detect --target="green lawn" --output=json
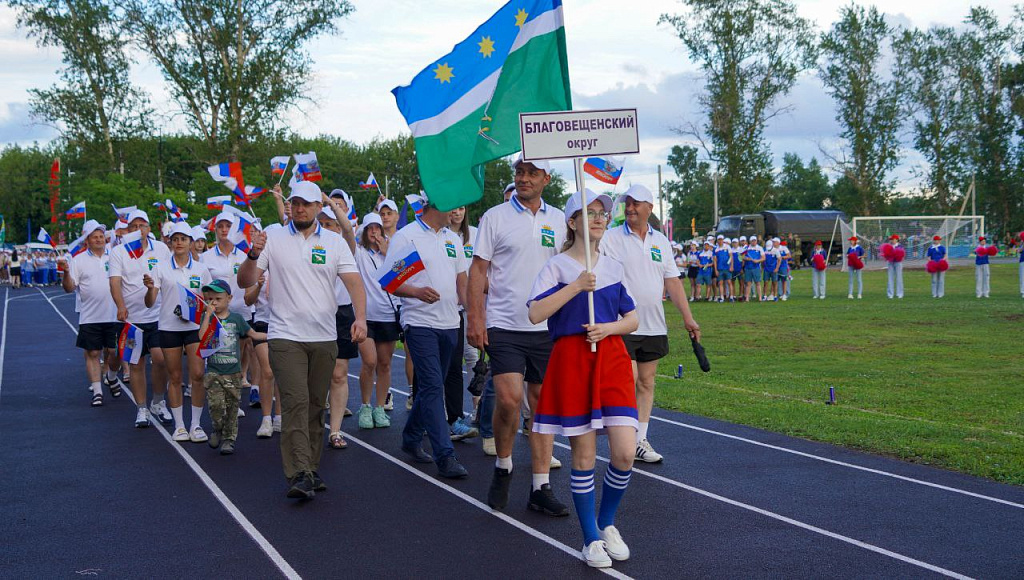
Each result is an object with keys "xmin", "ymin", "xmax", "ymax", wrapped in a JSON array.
[{"xmin": 657, "ymin": 263, "xmax": 1024, "ymax": 486}]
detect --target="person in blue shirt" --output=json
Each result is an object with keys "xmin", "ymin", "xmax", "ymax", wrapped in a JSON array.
[
  {"xmin": 846, "ymin": 236, "xmax": 865, "ymax": 299},
  {"xmin": 975, "ymin": 235, "xmax": 991, "ymax": 298},
  {"xmin": 697, "ymin": 240, "xmax": 714, "ymax": 301},
  {"xmin": 743, "ymin": 237, "xmax": 765, "ymax": 301},
  {"xmin": 763, "ymin": 239, "xmax": 780, "ymax": 301},
  {"xmin": 713, "ymin": 237, "xmax": 732, "ymax": 303},
  {"xmin": 927, "ymin": 235, "xmax": 947, "ymax": 298}
]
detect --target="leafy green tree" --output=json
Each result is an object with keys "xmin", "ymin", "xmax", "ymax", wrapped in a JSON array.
[
  {"xmin": 663, "ymin": 145, "xmax": 714, "ymax": 239},
  {"xmin": 773, "ymin": 153, "xmax": 831, "ymax": 210}
]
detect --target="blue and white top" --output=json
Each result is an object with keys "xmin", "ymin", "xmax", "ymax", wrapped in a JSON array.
[
  {"xmin": 848, "ymin": 245, "xmax": 864, "ymax": 258},
  {"xmin": 975, "ymin": 245, "xmax": 990, "ymax": 266},
  {"xmin": 698, "ymin": 249, "xmax": 714, "ymax": 273},
  {"xmin": 778, "ymin": 246, "xmax": 791, "ymax": 273},
  {"xmin": 528, "ymin": 253, "xmax": 635, "ymax": 343},
  {"xmin": 714, "ymin": 246, "xmax": 732, "ymax": 272},
  {"xmin": 927, "ymin": 245, "xmax": 946, "ymax": 261},
  {"xmin": 744, "ymin": 246, "xmax": 763, "ymax": 270}
]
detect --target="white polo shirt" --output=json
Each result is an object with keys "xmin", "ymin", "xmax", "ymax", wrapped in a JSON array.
[
  {"xmin": 474, "ymin": 195, "xmax": 565, "ymax": 332},
  {"xmin": 256, "ymin": 222, "xmax": 359, "ymax": 342},
  {"xmin": 381, "ymin": 217, "xmax": 467, "ymax": 330},
  {"xmin": 355, "ymin": 245, "xmax": 399, "ymax": 323},
  {"xmin": 70, "ymin": 248, "xmax": 117, "ymax": 325},
  {"xmin": 600, "ymin": 223, "xmax": 680, "ymax": 336},
  {"xmin": 151, "ymin": 254, "xmax": 212, "ymax": 332},
  {"xmin": 108, "ymin": 238, "xmax": 171, "ymax": 324},
  {"xmin": 200, "ymin": 243, "xmax": 253, "ymax": 316}
]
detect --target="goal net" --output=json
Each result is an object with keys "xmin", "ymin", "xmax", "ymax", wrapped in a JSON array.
[{"xmin": 840, "ymin": 216, "xmax": 985, "ymax": 271}]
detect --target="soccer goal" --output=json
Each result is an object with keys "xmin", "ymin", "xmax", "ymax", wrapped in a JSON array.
[{"xmin": 840, "ymin": 215, "xmax": 986, "ymax": 270}]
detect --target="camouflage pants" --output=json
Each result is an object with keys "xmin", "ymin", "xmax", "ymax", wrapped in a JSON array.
[{"xmin": 206, "ymin": 372, "xmax": 242, "ymax": 441}]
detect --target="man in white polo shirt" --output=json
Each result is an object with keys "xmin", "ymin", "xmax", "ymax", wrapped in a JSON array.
[
  {"xmin": 378, "ymin": 196, "xmax": 470, "ymax": 479},
  {"xmin": 239, "ymin": 181, "xmax": 367, "ymax": 500},
  {"xmin": 468, "ymin": 154, "xmax": 569, "ymax": 516},
  {"xmin": 109, "ymin": 209, "xmax": 172, "ymax": 428},
  {"xmin": 600, "ymin": 185, "xmax": 701, "ymax": 463},
  {"xmin": 63, "ymin": 219, "xmax": 123, "ymax": 406}
]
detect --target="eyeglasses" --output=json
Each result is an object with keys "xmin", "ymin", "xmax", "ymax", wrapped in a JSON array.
[{"xmin": 578, "ymin": 211, "xmax": 610, "ymax": 222}]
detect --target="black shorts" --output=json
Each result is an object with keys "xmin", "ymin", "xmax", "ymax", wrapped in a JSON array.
[
  {"xmin": 687, "ymin": 267, "xmax": 698, "ymax": 279},
  {"xmin": 485, "ymin": 328, "xmax": 553, "ymax": 384},
  {"xmin": 251, "ymin": 320, "xmax": 269, "ymax": 346},
  {"xmin": 159, "ymin": 329, "xmax": 200, "ymax": 349},
  {"xmin": 76, "ymin": 322, "xmax": 120, "ymax": 351},
  {"xmin": 133, "ymin": 322, "xmax": 162, "ymax": 357},
  {"xmin": 335, "ymin": 305, "xmax": 359, "ymax": 360},
  {"xmin": 367, "ymin": 320, "xmax": 402, "ymax": 343},
  {"xmin": 622, "ymin": 334, "xmax": 670, "ymax": 363}
]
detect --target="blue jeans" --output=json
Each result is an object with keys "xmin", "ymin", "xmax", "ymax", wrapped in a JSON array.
[
  {"xmin": 479, "ymin": 375, "xmax": 495, "ymax": 439},
  {"xmin": 403, "ymin": 326, "xmax": 457, "ymax": 464}
]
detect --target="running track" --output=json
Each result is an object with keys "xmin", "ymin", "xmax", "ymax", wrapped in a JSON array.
[{"xmin": 2, "ymin": 286, "xmax": 1023, "ymax": 579}]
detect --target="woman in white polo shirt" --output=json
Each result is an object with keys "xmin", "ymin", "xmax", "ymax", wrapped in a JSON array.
[{"xmin": 143, "ymin": 222, "xmax": 212, "ymax": 442}]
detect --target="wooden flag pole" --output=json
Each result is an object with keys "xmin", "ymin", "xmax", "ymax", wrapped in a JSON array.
[
  {"xmin": 276, "ymin": 158, "xmax": 291, "ymax": 187},
  {"xmin": 574, "ymin": 158, "xmax": 597, "ymax": 353}
]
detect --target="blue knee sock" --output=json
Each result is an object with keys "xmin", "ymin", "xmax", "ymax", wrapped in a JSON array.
[
  {"xmin": 571, "ymin": 468, "xmax": 600, "ymax": 545},
  {"xmin": 598, "ymin": 465, "xmax": 632, "ymax": 529}
]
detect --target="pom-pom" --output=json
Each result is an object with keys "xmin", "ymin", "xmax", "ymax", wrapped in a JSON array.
[
  {"xmin": 926, "ymin": 260, "xmax": 939, "ymax": 274},
  {"xmin": 1019, "ymin": 231, "xmax": 1024, "ymax": 242},
  {"xmin": 892, "ymin": 247, "xmax": 906, "ymax": 262},
  {"xmin": 938, "ymin": 259, "xmax": 949, "ymax": 272},
  {"xmin": 975, "ymin": 246, "xmax": 986, "ymax": 257},
  {"xmin": 812, "ymin": 254, "xmax": 827, "ymax": 271},
  {"xmin": 880, "ymin": 243, "xmax": 894, "ymax": 260},
  {"xmin": 986, "ymin": 245, "xmax": 998, "ymax": 256},
  {"xmin": 848, "ymin": 255, "xmax": 864, "ymax": 270}
]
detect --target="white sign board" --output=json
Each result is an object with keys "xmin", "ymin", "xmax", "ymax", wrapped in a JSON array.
[{"xmin": 519, "ymin": 108, "xmax": 639, "ymax": 161}]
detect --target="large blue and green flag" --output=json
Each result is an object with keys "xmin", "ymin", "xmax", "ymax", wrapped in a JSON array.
[{"xmin": 392, "ymin": 0, "xmax": 571, "ymax": 211}]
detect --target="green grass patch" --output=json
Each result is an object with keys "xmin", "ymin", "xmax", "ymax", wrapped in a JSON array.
[{"xmin": 658, "ymin": 263, "xmax": 1024, "ymax": 485}]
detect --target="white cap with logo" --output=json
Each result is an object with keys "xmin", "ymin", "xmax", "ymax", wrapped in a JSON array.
[
  {"xmin": 513, "ymin": 153, "xmax": 551, "ymax": 175},
  {"xmin": 167, "ymin": 222, "xmax": 194, "ymax": 239},
  {"xmin": 563, "ymin": 188, "xmax": 613, "ymax": 223},
  {"xmin": 81, "ymin": 219, "xmax": 106, "ymax": 239},
  {"xmin": 288, "ymin": 181, "xmax": 323, "ymax": 203},
  {"xmin": 619, "ymin": 184, "xmax": 654, "ymax": 205}
]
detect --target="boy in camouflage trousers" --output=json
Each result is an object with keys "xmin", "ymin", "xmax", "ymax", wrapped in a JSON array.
[{"xmin": 200, "ymin": 280, "xmax": 267, "ymax": 454}]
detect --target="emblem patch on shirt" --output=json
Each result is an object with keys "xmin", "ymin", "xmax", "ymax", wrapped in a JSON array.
[
  {"xmin": 650, "ymin": 245, "xmax": 663, "ymax": 262},
  {"xmin": 147, "ymin": 257, "xmax": 158, "ymax": 271},
  {"xmin": 233, "ymin": 263, "xmax": 240, "ymax": 274},
  {"xmin": 445, "ymin": 241, "xmax": 457, "ymax": 258},
  {"xmin": 464, "ymin": 244, "xmax": 474, "ymax": 258},
  {"xmin": 540, "ymin": 225, "xmax": 555, "ymax": 248},
  {"xmin": 311, "ymin": 245, "xmax": 327, "ymax": 265},
  {"xmin": 189, "ymin": 275, "xmax": 201, "ymax": 289}
]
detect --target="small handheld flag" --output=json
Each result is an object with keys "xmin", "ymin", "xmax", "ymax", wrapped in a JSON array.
[
  {"xmin": 294, "ymin": 152, "xmax": 322, "ymax": 182},
  {"xmin": 118, "ymin": 322, "xmax": 144, "ymax": 365},
  {"xmin": 121, "ymin": 230, "xmax": 145, "ymax": 259},
  {"xmin": 378, "ymin": 248, "xmax": 426, "ymax": 293},
  {"xmin": 175, "ymin": 284, "xmax": 207, "ymax": 324},
  {"xmin": 112, "ymin": 204, "xmax": 136, "ymax": 221},
  {"xmin": 66, "ymin": 201, "xmax": 86, "ymax": 219},
  {"xmin": 197, "ymin": 314, "xmax": 224, "ymax": 359},
  {"xmin": 164, "ymin": 199, "xmax": 185, "ymax": 222},
  {"xmin": 359, "ymin": 172, "xmax": 379, "ymax": 190},
  {"xmin": 36, "ymin": 227, "xmax": 56, "ymax": 249},
  {"xmin": 270, "ymin": 156, "xmax": 290, "ymax": 175},
  {"xmin": 406, "ymin": 194, "xmax": 426, "ymax": 218},
  {"xmin": 68, "ymin": 234, "xmax": 88, "ymax": 257},
  {"xmin": 207, "ymin": 195, "xmax": 232, "ymax": 210},
  {"xmin": 583, "ymin": 156, "xmax": 625, "ymax": 185}
]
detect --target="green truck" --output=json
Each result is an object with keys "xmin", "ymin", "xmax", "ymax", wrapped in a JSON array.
[{"xmin": 714, "ymin": 210, "xmax": 848, "ymax": 264}]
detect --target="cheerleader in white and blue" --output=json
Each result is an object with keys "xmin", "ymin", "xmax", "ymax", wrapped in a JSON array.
[
  {"xmin": 528, "ymin": 189, "xmax": 639, "ymax": 569},
  {"xmin": 884, "ymin": 234, "xmax": 905, "ymax": 299},
  {"xmin": 811, "ymin": 240, "xmax": 828, "ymax": 299},
  {"xmin": 926, "ymin": 235, "xmax": 948, "ymax": 298},
  {"xmin": 975, "ymin": 235, "xmax": 992, "ymax": 298},
  {"xmin": 846, "ymin": 236, "xmax": 864, "ymax": 299}
]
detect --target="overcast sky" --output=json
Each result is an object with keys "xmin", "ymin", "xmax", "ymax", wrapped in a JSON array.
[{"xmin": 0, "ymin": 0, "xmax": 1018, "ymax": 202}]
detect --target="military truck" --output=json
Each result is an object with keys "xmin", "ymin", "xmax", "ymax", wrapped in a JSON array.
[{"xmin": 714, "ymin": 210, "xmax": 848, "ymax": 264}]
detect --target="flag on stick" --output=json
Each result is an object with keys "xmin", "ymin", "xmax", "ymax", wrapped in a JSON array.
[
  {"xmin": 197, "ymin": 315, "xmax": 224, "ymax": 359},
  {"xmin": 378, "ymin": 247, "xmax": 426, "ymax": 293},
  {"xmin": 207, "ymin": 195, "xmax": 232, "ymax": 210},
  {"xmin": 270, "ymin": 156, "xmax": 290, "ymax": 175},
  {"xmin": 583, "ymin": 156, "xmax": 624, "ymax": 185},
  {"xmin": 118, "ymin": 322, "xmax": 144, "ymax": 365},
  {"xmin": 359, "ymin": 173, "xmax": 379, "ymax": 190},
  {"xmin": 121, "ymin": 230, "xmax": 145, "ymax": 259},
  {"xmin": 36, "ymin": 227, "xmax": 56, "ymax": 249},
  {"xmin": 176, "ymin": 284, "xmax": 207, "ymax": 324},
  {"xmin": 66, "ymin": 201, "xmax": 86, "ymax": 219},
  {"xmin": 294, "ymin": 152, "xmax": 322, "ymax": 182},
  {"xmin": 112, "ymin": 204, "xmax": 136, "ymax": 221}
]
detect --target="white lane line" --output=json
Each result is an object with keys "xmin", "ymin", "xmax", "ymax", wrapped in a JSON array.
[
  {"xmin": 36, "ymin": 287, "xmax": 78, "ymax": 333},
  {"xmin": 384, "ymin": 386, "xmax": 973, "ymax": 580},
  {"xmin": 393, "ymin": 344, "xmax": 1024, "ymax": 510},
  {"xmin": 342, "ymin": 432, "xmax": 632, "ymax": 580},
  {"xmin": 0, "ymin": 288, "xmax": 9, "ymax": 402},
  {"xmin": 39, "ymin": 293, "xmax": 303, "ymax": 580}
]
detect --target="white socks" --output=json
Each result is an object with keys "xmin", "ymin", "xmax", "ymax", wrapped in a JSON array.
[
  {"xmin": 90, "ymin": 381, "xmax": 102, "ymax": 396},
  {"xmin": 496, "ymin": 455, "xmax": 513, "ymax": 472},
  {"xmin": 638, "ymin": 421, "xmax": 650, "ymax": 442},
  {"xmin": 170, "ymin": 405, "xmax": 185, "ymax": 430},
  {"xmin": 532, "ymin": 473, "xmax": 549, "ymax": 491},
  {"xmin": 190, "ymin": 405, "xmax": 204, "ymax": 430},
  {"xmin": 105, "ymin": 369, "xmax": 117, "ymax": 382}
]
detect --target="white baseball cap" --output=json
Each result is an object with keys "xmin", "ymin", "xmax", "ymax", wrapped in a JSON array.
[
  {"xmin": 749, "ymin": 234, "xmax": 758, "ymax": 240},
  {"xmin": 620, "ymin": 184, "xmax": 654, "ymax": 205},
  {"xmin": 115, "ymin": 219, "xmax": 128, "ymax": 231},
  {"xmin": 716, "ymin": 234, "xmax": 725, "ymax": 240},
  {"xmin": 191, "ymin": 226, "xmax": 208, "ymax": 240},
  {"xmin": 81, "ymin": 219, "xmax": 106, "ymax": 239},
  {"xmin": 126, "ymin": 209, "xmax": 149, "ymax": 224},
  {"xmin": 215, "ymin": 211, "xmax": 235, "ymax": 225},
  {"xmin": 288, "ymin": 181, "xmax": 323, "ymax": 203},
  {"xmin": 563, "ymin": 188, "xmax": 613, "ymax": 223},
  {"xmin": 161, "ymin": 222, "xmax": 175, "ymax": 237},
  {"xmin": 502, "ymin": 183, "xmax": 516, "ymax": 195},
  {"xmin": 167, "ymin": 222, "xmax": 194, "ymax": 240},
  {"xmin": 320, "ymin": 206, "xmax": 337, "ymax": 220},
  {"xmin": 513, "ymin": 153, "xmax": 551, "ymax": 175},
  {"xmin": 773, "ymin": 237, "xmax": 781, "ymax": 243},
  {"xmin": 739, "ymin": 235, "xmax": 747, "ymax": 242},
  {"xmin": 731, "ymin": 238, "xmax": 739, "ymax": 244},
  {"xmin": 376, "ymin": 199, "xmax": 398, "ymax": 213},
  {"xmin": 361, "ymin": 212, "xmax": 383, "ymax": 228}
]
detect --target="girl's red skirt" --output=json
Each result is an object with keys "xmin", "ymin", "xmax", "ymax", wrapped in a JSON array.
[{"xmin": 532, "ymin": 333, "xmax": 638, "ymax": 437}]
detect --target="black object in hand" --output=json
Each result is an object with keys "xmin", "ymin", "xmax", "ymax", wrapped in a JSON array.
[{"xmin": 691, "ymin": 336, "xmax": 711, "ymax": 373}]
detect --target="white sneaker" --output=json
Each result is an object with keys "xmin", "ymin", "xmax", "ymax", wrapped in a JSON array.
[
  {"xmin": 149, "ymin": 400, "xmax": 172, "ymax": 424},
  {"xmin": 582, "ymin": 541, "xmax": 612, "ymax": 568},
  {"xmin": 635, "ymin": 438, "xmax": 664, "ymax": 463},
  {"xmin": 482, "ymin": 437, "xmax": 496, "ymax": 456},
  {"xmin": 190, "ymin": 426, "xmax": 209, "ymax": 443},
  {"xmin": 857, "ymin": 294, "xmax": 862, "ymax": 299},
  {"xmin": 549, "ymin": 455, "xmax": 562, "ymax": 469},
  {"xmin": 599, "ymin": 525, "xmax": 630, "ymax": 561},
  {"xmin": 172, "ymin": 427, "xmax": 190, "ymax": 442},
  {"xmin": 848, "ymin": 294, "xmax": 854, "ymax": 299},
  {"xmin": 237, "ymin": 407, "xmax": 245, "ymax": 417},
  {"xmin": 134, "ymin": 407, "xmax": 151, "ymax": 428},
  {"xmin": 273, "ymin": 416, "xmax": 282, "ymax": 432},
  {"xmin": 780, "ymin": 295, "xmax": 788, "ymax": 301},
  {"xmin": 256, "ymin": 418, "xmax": 273, "ymax": 438},
  {"xmin": 383, "ymin": 391, "xmax": 394, "ymax": 411},
  {"xmin": 183, "ymin": 384, "xmax": 191, "ymax": 398}
]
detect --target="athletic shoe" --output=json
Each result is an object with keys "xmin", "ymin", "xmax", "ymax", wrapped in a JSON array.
[
  {"xmin": 482, "ymin": 437, "xmax": 496, "ymax": 456},
  {"xmin": 372, "ymin": 405, "xmax": 391, "ymax": 428},
  {"xmin": 437, "ymin": 456, "xmax": 469, "ymax": 479},
  {"xmin": 237, "ymin": 407, "xmax": 245, "ymax": 417},
  {"xmin": 857, "ymin": 294, "xmax": 862, "ymax": 299},
  {"xmin": 848, "ymin": 294, "xmax": 854, "ymax": 299},
  {"xmin": 134, "ymin": 407, "xmax": 151, "ymax": 428},
  {"xmin": 781, "ymin": 295, "xmax": 788, "ymax": 301},
  {"xmin": 343, "ymin": 407, "xmax": 353, "ymax": 417},
  {"xmin": 311, "ymin": 472, "xmax": 327, "ymax": 492},
  {"xmin": 248, "ymin": 387, "xmax": 261, "ymax": 408},
  {"xmin": 358, "ymin": 404, "xmax": 374, "ymax": 429},
  {"xmin": 219, "ymin": 440, "xmax": 235, "ymax": 455},
  {"xmin": 582, "ymin": 541, "xmax": 612, "ymax": 568},
  {"xmin": 550, "ymin": 456, "xmax": 562, "ymax": 469},
  {"xmin": 172, "ymin": 427, "xmax": 190, "ymax": 442},
  {"xmin": 383, "ymin": 391, "xmax": 394, "ymax": 411},
  {"xmin": 401, "ymin": 444, "xmax": 433, "ymax": 464},
  {"xmin": 635, "ymin": 439, "xmax": 664, "ymax": 463},
  {"xmin": 287, "ymin": 472, "xmax": 315, "ymax": 500},
  {"xmin": 405, "ymin": 395, "xmax": 413, "ymax": 410},
  {"xmin": 487, "ymin": 467, "xmax": 513, "ymax": 510},
  {"xmin": 450, "ymin": 417, "xmax": 478, "ymax": 441},
  {"xmin": 527, "ymin": 484, "xmax": 569, "ymax": 516},
  {"xmin": 209, "ymin": 429, "xmax": 221, "ymax": 449},
  {"xmin": 273, "ymin": 416, "xmax": 282, "ymax": 432},
  {"xmin": 149, "ymin": 400, "xmax": 172, "ymax": 424},
  {"xmin": 189, "ymin": 426, "xmax": 209, "ymax": 443},
  {"xmin": 183, "ymin": 384, "xmax": 191, "ymax": 398},
  {"xmin": 599, "ymin": 526, "xmax": 630, "ymax": 561},
  {"xmin": 256, "ymin": 418, "xmax": 274, "ymax": 439}
]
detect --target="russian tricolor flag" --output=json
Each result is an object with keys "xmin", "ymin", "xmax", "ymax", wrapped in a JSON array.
[
  {"xmin": 270, "ymin": 156, "xmax": 289, "ymax": 175},
  {"xmin": 378, "ymin": 248, "xmax": 425, "ymax": 293},
  {"xmin": 164, "ymin": 199, "xmax": 185, "ymax": 222},
  {"xmin": 66, "ymin": 201, "xmax": 86, "ymax": 219},
  {"xmin": 208, "ymin": 162, "xmax": 244, "ymax": 185},
  {"xmin": 111, "ymin": 204, "xmax": 136, "ymax": 221},
  {"xmin": 207, "ymin": 195, "xmax": 232, "ymax": 210},
  {"xmin": 176, "ymin": 284, "xmax": 207, "ymax": 324},
  {"xmin": 228, "ymin": 213, "xmax": 255, "ymax": 253},
  {"xmin": 198, "ymin": 315, "xmax": 224, "ymax": 359},
  {"xmin": 118, "ymin": 322, "xmax": 144, "ymax": 365},
  {"xmin": 36, "ymin": 227, "xmax": 56, "ymax": 249},
  {"xmin": 68, "ymin": 235, "xmax": 88, "ymax": 257},
  {"xmin": 294, "ymin": 152, "xmax": 322, "ymax": 182},
  {"xmin": 359, "ymin": 172, "xmax": 379, "ymax": 190},
  {"xmin": 121, "ymin": 230, "xmax": 145, "ymax": 259},
  {"xmin": 583, "ymin": 156, "xmax": 625, "ymax": 185}
]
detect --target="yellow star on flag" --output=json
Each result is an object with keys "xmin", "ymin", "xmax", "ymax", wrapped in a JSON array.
[
  {"xmin": 433, "ymin": 62, "xmax": 454, "ymax": 84},
  {"xmin": 515, "ymin": 8, "xmax": 528, "ymax": 28},
  {"xmin": 478, "ymin": 36, "xmax": 496, "ymax": 58}
]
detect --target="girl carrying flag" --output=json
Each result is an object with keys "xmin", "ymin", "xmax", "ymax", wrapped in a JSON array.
[{"xmin": 527, "ymin": 189, "xmax": 638, "ymax": 569}]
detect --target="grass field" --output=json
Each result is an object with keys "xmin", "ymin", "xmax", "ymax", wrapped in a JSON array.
[{"xmin": 658, "ymin": 262, "xmax": 1024, "ymax": 486}]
